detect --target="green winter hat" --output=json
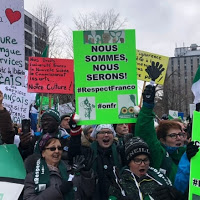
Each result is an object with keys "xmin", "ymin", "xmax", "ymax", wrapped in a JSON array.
[{"xmin": 41, "ymin": 108, "xmax": 61, "ymax": 124}]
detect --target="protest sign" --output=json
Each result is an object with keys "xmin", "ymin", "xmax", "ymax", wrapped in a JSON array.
[
  {"xmin": 0, "ymin": 144, "xmax": 26, "ymax": 200},
  {"xmin": 28, "ymin": 57, "xmax": 74, "ymax": 94},
  {"xmin": 1, "ymin": 85, "xmax": 31, "ymax": 124},
  {"xmin": 73, "ymin": 29, "xmax": 138, "ymax": 125},
  {"xmin": 168, "ymin": 110, "xmax": 178, "ymax": 119},
  {"xmin": 190, "ymin": 104, "xmax": 196, "ymax": 118},
  {"xmin": 136, "ymin": 50, "xmax": 169, "ymax": 85},
  {"xmin": 0, "ymin": 0, "xmax": 25, "ymax": 86},
  {"xmin": 189, "ymin": 111, "xmax": 200, "ymax": 199}
]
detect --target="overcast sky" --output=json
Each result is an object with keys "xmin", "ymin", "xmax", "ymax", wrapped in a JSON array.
[{"xmin": 24, "ymin": 0, "xmax": 200, "ymax": 58}]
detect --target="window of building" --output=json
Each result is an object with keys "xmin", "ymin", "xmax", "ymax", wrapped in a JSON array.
[
  {"xmin": 197, "ymin": 58, "xmax": 199, "ymax": 65},
  {"xmin": 35, "ymin": 37, "xmax": 46, "ymax": 52},
  {"xmin": 178, "ymin": 59, "xmax": 180, "ymax": 65},
  {"xmin": 25, "ymin": 31, "xmax": 32, "ymax": 47},
  {"xmin": 171, "ymin": 59, "xmax": 174, "ymax": 65},
  {"xmin": 191, "ymin": 58, "xmax": 193, "ymax": 64},
  {"xmin": 184, "ymin": 58, "xmax": 186, "ymax": 64},
  {"xmin": 24, "ymin": 15, "xmax": 32, "ymax": 27},
  {"xmin": 25, "ymin": 47, "xmax": 32, "ymax": 61},
  {"xmin": 24, "ymin": 15, "xmax": 32, "ymax": 32},
  {"xmin": 35, "ymin": 21, "xmax": 47, "ymax": 39}
]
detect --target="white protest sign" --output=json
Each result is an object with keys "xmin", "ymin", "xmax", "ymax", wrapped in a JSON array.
[
  {"xmin": 59, "ymin": 102, "xmax": 75, "ymax": 116},
  {"xmin": 190, "ymin": 104, "xmax": 196, "ymax": 118},
  {"xmin": 1, "ymin": 85, "xmax": 31, "ymax": 124},
  {"xmin": 169, "ymin": 110, "xmax": 178, "ymax": 119},
  {"xmin": 0, "ymin": 0, "xmax": 25, "ymax": 86}
]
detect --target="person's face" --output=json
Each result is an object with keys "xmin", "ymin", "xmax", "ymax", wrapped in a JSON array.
[
  {"xmin": 85, "ymin": 127, "xmax": 94, "ymax": 142},
  {"xmin": 42, "ymin": 139, "xmax": 62, "ymax": 167},
  {"xmin": 41, "ymin": 115, "xmax": 58, "ymax": 134},
  {"xmin": 129, "ymin": 154, "xmax": 150, "ymax": 177},
  {"xmin": 96, "ymin": 128, "xmax": 114, "ymax": 148},
  {"xmin": 115, "ymin": 124, "xmax": 129, "ymax": 136},
  {"xmin": 161, "ymin": 128, "xmax": 184, "ymax": 147},
  {"xmin": 60, "ymin": 117, "xmax": 70, "ymax": 130},
  {"xmin": 177, "ymin": 122, "xmax": 188, "ymax": 143}
]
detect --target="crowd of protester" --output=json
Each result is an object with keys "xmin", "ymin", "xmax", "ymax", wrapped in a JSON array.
[{"xmin": 0, "ymin": 85, "xmax": 199, "ymax": 200}]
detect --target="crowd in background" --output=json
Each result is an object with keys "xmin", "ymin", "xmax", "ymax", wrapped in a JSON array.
[{"xmin": 0, "ymin": 85, "xmax": 199, "ymax": 200}]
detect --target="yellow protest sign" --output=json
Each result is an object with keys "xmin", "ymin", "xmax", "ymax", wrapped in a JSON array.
[{"xmin": 136, "ymin": 50, "xmax": 169, "ymax": 85}]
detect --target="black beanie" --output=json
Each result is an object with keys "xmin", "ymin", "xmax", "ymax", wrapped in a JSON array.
[{"xmin": 125, "ymin": 137, "xmax": 150, "ymax": 164}]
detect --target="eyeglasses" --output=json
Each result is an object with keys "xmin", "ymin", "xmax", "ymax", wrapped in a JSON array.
[
  {"xmin": 45, "ymin": 146, "xmax": 63, "ymax": 151},
  {"xmin": 166, "ymin": 132, "xmax": 185, "ymax": 139},
  {"xmin": 133, "ymin": 158, "xmax": 150, "ymax": 165},
  {"xmin": 98, "ymin": 131, "xmax": 113, "ymax": 135}
]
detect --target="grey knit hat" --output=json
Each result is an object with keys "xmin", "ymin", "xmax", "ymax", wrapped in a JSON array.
[{"xmin": 125, "ymin": 137, "xmax": 150, "ymax": 163}]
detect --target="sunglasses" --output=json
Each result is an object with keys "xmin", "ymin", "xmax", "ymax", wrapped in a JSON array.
[{"xmin": 45, "ymin": 146, "xmax": 63, "ymax": 151}]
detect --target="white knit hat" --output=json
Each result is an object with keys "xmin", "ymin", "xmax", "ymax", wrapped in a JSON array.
[{"xmin": 91, "ymin": 124, "xmax": 116, "ymax": 138}]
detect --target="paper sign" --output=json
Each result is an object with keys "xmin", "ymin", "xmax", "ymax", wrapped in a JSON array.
[
  {"xmin": 0, "ymin": 144, "xmax": 26, "ymax": 200},
  {"xmin": 136, "ymin": 50, "xmax": 169, "ymax": 85},
  {"xmin": 28, "ymin": 57, "xmax": 74, "ymax": 94},
  {"xmin": 73, "ymin": 29, "xmax": 138, "ymax": 125},
  {"xmin": 1, "ymin": 85, "xmax": 31, "ymax": 124},
  {"xmin": 190, "ymin": 104, "xmax": 196, "ymax": 118},
  {"xmin": 169, "ymin": 110, "xmax": 178, "ymax": 119},
  {"xmin": 0, "ymin": 0, "xmax": 25, "ymax": 86},
  {"xmin": 189, "ymin": 111, "xmax": 200, "ymax": 199}
]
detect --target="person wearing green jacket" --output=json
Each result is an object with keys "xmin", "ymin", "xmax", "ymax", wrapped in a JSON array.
[{"xmin": 135, "ymin": 85, "xmax": 186, "ymax": 184}]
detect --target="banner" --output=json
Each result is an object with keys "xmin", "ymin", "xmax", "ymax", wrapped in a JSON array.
[
  {"xmin": 1, "ymin": 85, "xmax": 31, "ymax": 124},
  {"xmin": 28, "ymin": 57, "xmax": 74, "ymax": 94},
  {"xmin": 0, "ymin": 0, "xmax": 25, "ymax": 86},
  {"xmin": 136, "ymin": 50, "xmax": 169, "ymax": 85},
  {"xmin": 73, "ymin": 29, "xmax": 138, "ymax": 125},
  {"xmin": 189, "ymin": 111, "xmax": 200, "ymax": 199},
  {"xmin": 0, "ymin": 144, "xmax": 26, "ymax": 199}
]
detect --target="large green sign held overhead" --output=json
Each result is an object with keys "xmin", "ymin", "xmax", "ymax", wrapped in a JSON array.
[
  {"xmin": 73, "ymin": 29, "xmax": 138, "ymax": 125},
  {"xmin": 189, "ymin": 111, "xmax": 200, "ymax": 199}
]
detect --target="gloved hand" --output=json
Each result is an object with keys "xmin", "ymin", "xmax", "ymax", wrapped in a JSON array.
[
  {"xmin": 145, "ymin": 61, "xmax": 164, "ymax": 81},
  {"xmin": 153, "ymin": 185, "xmax": 183, "ymax": 200},
  {"xmin": 186, "ymin": 141, "xmax": 199, "ymax": 161},
  {"xmin": 69, "ymin": 113, "xmax": 82, "ymax": 136},
  {"xmin": 142, "ymin": 84, "xmax": 155, "ymax": 104},
  {"xmin": 72, "ymin": 155, "xmax": 85, "ymax": 174},
  {"xmin": 83, "ymin": 148, "xmax": 96, "ymax": 171},
  {"xmin": 59, "ymin": 180, "xmax": 73, "ymax": 195}
]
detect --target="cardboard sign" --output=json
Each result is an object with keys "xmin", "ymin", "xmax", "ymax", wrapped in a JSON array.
[
  {"xmin": 28, "ymin": 57, "xmax": 74, "ymax": 94},
  {"xmin": 73, "ymin": 29, "xmax": 138, "ymax": 125},
  {"xmin": 1, "ymin": 85, "xmax": 31, "ymax": 124},
  {"xmin": 189, "ymin": 111, "xmax": 200, "ymax": 199},
  {"xmin": 169, "ymin": 110, "xmax": 178, "ymax": 119},
  {"xmin": 0, "ymin": 0, "xmax": 25, "ymax": 86},
  {"xmin": 0, "ymin": 144, "xmax": 26, "ymax": 200},
  {"xmin": 136, "ymin": 50, "xmax": 169, "ymax": 85}
]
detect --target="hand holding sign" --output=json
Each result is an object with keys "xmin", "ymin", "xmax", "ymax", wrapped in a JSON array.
[{"xmin": 145, "ymin": 61, "xmax": 164, "ymax": 81}]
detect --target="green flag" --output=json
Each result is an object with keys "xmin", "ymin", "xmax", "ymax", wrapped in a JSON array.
[{"xmin": 42, "ymin": 45, "xmax": 49, "ymax": 57}]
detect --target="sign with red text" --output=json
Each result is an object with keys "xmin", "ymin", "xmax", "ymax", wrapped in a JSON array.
[
  {"xmin": 0, "ymin": 0, "xmax": 25, "ymax": 86},
  {"xmin": 28, "ymin": 57, "xmax": 74, "ymax": 94}
]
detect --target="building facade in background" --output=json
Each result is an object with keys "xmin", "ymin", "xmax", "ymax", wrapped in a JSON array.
[
  {"xmin": 166, "ymin": 44, "xmax": 200, "ymax": 116},
  {"xmin": 24, "ymin": 10, "xmax": 49, "ymax": 69}
]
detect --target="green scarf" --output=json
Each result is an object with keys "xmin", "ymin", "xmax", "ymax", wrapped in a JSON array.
[{"xmin": 33, "ymin": 158, "xmax": 73, "ymax": 200}]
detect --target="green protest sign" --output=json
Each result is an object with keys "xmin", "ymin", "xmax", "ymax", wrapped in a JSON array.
[
  {"xmin": 189, "ymin": 111, "xmax": 200, "ymax": 199},
  {"xmin": 73, "ymin": 29, "xmax": 138, "ymax": 125}
]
